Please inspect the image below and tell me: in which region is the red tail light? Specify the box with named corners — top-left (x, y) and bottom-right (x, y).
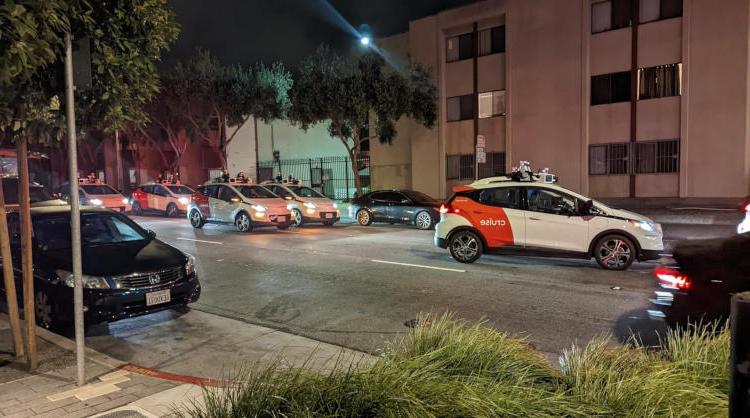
top-left (653, 267), bottom-right (691, 289)
top-left (741, 199), bottom-right (750, 213)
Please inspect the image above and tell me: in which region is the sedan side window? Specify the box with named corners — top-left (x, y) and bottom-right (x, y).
top-left (218, 186), bottom-right (238, 202)
top-left (526, 187), bottom-right (578, 215)
top-left (153, 186), bottom-right (169, 197)
top-left (373, 192), bottom-right (402, 203)
top-left (478, 187), bottom-right (521, 209)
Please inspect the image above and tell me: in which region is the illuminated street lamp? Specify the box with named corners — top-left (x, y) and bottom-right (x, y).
top-left (360, 36), bottom-right (371, 46)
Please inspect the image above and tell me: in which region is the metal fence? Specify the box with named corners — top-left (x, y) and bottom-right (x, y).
top-left (446, 152), bottom-right (506, 181)
top-left (589, 139), bottom-right (680, 175)
top-left (257, 155), bottom-right (370, 199)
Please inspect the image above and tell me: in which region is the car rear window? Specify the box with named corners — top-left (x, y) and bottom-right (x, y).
top-left (167, 185), bottom-right (193, 195)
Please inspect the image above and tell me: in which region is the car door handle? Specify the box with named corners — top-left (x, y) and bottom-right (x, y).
top-left (529, 217), bottom-right (541, 221)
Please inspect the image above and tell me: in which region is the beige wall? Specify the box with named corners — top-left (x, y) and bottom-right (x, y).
top-left (682, 0), bottom-right (750, 197)
top-left (507, 0), bottom-right (585, 192)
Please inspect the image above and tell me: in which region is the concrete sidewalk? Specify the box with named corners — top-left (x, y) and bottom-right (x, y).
top-left (0, 309), bottom-right (371, 417)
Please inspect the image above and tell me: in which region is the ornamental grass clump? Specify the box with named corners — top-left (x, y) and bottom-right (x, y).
top-left (178, 314), bottom-right (729, 417)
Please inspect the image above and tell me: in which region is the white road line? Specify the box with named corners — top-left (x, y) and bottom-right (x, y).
top-left (371, 259), bottom-right (466, 273)
top-left (175, 237), bottom-right (223, 245)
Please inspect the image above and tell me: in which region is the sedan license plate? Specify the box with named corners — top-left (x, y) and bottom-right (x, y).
top-left (324, 213), bottom-right (333, 219)
top-left (146, 289), bottom-right (170, 307)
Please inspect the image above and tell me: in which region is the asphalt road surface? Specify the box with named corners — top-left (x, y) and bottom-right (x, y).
top-left (115, 215), bottom-right (734, 359)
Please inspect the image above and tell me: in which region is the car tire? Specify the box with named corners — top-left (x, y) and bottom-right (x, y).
top-left (165, 203), bottom-right (178, 218)
top-left (594, 234), bottom-right (636, 270)
top-left (235, 212), bottom-right (252, 233)
top-left (415, 211), bottom-right (433, 230)
top-left (356, 209), bottom-right (372, 226)
top-left (448, 230), bottom-right (483, 263)
top-left (292, 209), bottom-right (305, 227)
top-left (131, 201), bottom-right (143, 216)
top-left (189, 209), bottom-right (205, 228)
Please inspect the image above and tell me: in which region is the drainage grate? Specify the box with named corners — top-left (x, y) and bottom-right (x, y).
top-left (95, 410), bottom-right (150, 418)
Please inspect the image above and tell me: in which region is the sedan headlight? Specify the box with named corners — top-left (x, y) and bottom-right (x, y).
top-left (630, 220), bottom-right (656, 232)
top-left (57, 269), bottom-right (110, 289)
top-left (121, 198), bottom-right (129, 204)
top-left (89, 198), bottom-right (103, 206)
top-left (251, 204), bottom-right (267, 212)
top-left (178, 197), bottom-right (190, 205)
top-left (185, 254), bottom-right (196, 277)
top-left (332, 202), bottom-right (338, 209)
top-left (286, 203), bottom-right (294, 210)
top-left (303, 202), bottom-right (316, 209)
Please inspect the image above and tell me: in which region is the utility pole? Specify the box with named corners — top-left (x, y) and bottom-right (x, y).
top-left (16, 137), bottom-right (36, 370)
top-left (65, 32), bottom-right (86, 386)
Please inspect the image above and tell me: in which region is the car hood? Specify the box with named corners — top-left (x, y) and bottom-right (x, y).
top-left (299, 197), bottom-right (337, 209)
top-left (604, 207), bottom-right (656, 224)
top-left (39, 239), bottom-right (186, 277)
top-left (243, 197), bottom-right (290, 212)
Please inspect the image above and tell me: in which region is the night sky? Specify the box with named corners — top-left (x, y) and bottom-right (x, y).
top-left (164, 0), bottom-right (478, 67)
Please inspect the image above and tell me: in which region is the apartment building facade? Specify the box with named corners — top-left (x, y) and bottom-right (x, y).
top-left (373, 0), bottom-right (750, 200)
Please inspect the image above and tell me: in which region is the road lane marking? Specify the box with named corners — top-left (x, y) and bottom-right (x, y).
top-left (175, 237), bottom-right (223, 245)
top-left (371, 259), bottom-right (465, 273)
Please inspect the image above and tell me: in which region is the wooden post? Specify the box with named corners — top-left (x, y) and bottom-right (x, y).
top-left (17, 137), bottom-right (37, 370)
top-left (0, 175), bottom-right (23, 358)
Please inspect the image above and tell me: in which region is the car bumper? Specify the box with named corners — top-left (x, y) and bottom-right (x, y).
top-left (435, 236), bottom-right (448, 249)
top-left (55, 275), bottom-right (201, 325)
top-left (639, 249), bottom-right (662, 261)
top-left (304, 211), bottom-right (340, 223)
top-left (253, 213), bottom-right (292, 226)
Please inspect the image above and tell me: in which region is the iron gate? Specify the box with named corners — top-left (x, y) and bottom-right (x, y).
top-left (257, 155), bottom-right (370, 199)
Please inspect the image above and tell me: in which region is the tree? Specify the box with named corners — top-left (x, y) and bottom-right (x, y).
top-left (0, 0), bottom-right (178, 367)
top-left (167, 49), bottom-right (293, 170)
top-left (289, 46), bottom-right (437, 196)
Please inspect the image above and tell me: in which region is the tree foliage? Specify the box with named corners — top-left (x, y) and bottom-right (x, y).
top-left (160, 49), bottom-right (293, 169)
top-left (0, 0), bottom-right (179, 144)
top-left (289, 45), bottom-right (437, 194)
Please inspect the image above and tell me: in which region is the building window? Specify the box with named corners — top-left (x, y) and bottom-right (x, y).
top-left (591, 140), bottom-right (680, 175)
top-left (447, 94), bottom-right (475, 122)
top-left (634, 140), bottom-right (679, 173)
top-left (640, 0), bottom-right (682, 23)
top-left (446, 32), bottom-right (474, 62)
top-left (478, 90), bottom-right (505, 118)
top-left (638, 63), bottom-right (681, 100)
top-left (591, 71), bottom-right (631, 105)
top-left (592, 0), bottom-right (633, 34)
top-left (589, 143), bottom-right (629, 175)
top-left (447, 152), bottom-right (506, 180)
top-left (479, 26), bottom-right (505, 56)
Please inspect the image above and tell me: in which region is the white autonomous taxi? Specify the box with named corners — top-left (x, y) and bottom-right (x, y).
top-left (261, 182), bottom-right (339, 227)
top-left (187, 179), bottom-right (292, 232)
top-left (434, 163), bottom-right (664, 270)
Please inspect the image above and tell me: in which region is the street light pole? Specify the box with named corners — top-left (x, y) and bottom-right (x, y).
top-left (65, 32), bottom-right (85, 386)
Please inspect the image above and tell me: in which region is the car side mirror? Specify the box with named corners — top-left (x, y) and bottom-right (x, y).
top-left (146, 229), bottom-right (156, 240)
top-left (580, 199), bottom-right (594, 216)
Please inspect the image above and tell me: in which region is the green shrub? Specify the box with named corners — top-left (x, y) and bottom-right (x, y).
top-left (178, 314), bottom-right (729, 417)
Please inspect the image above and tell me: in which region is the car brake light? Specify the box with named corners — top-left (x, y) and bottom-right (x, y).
top-left (741, 200), bottom-right (750, 213)
top-left (653, 267), bottom-right (691, 290)
top-left (439, 204), bottom-right (449, 214)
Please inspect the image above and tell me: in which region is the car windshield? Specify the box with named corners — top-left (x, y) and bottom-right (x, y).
top-left (237, 185), bottom-right (277, 199)
top-left (167, 185), bottom-right (194, 195)
top-left (81, 185), bottom-right (119, 195)
top-left (34, 212), bottom-right (147, 251)
top-left (289, 186), bottom-right (324, 198)
top-left (2, 179), bottom-right (54, 204)
top-left (404, 190), bottom-right (437, 203)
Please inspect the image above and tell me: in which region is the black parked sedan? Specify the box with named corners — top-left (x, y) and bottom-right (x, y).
top-left (349, 190), bottom-right (441, 230)
top-left (0, 206), bottom-right (201, 329)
